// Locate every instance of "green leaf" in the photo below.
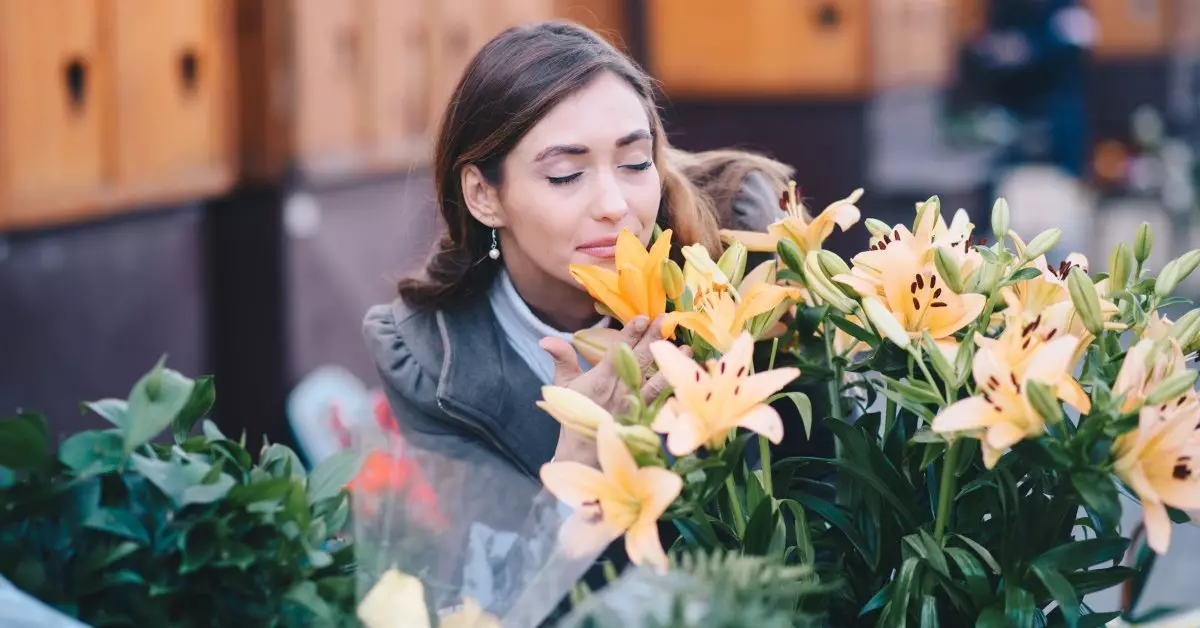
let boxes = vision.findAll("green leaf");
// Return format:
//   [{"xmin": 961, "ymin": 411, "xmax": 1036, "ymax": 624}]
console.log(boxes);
[
  {"xmin": 1005, "ymin": 587, "xmax": 1036, "ymax": 628},
  {"xmin": 876, "ymin": 385, "xmax": 936, "ymax": 422},
  {"xmin": 261, "ymin": 443, "xmax": 307, "ymax": 480},
  {"xmin": 976, "ymin": 607, "xmax": 1008, "ymax": 628},
  {"xmin": 953, "ymin": 535, "xmax": 1002, "ymax": 574},
  {"xmin": 828, "ymin": 314, "xmax": 879, "ymax": 345},
  {"xmin": 123, "ymin": 359, "xmax": 195, "ymax": 454},
  {"xmin": 1063, "ymin": 566, "xmax": 1135, "ymax": 596},
  {"xmin": 1004, "ymin": 267, "xmax": 1044, "ymax": 284},
  {"xmin": 741, "ymin": 495, "xmax": 777, "ymax": 555},
  {"xmin": 946, "ymin": 547, "xmax": 993, "ymax": 606},
  {"xmin": 1034, "ymin": 538, "xmax": 1128, "ymax": 572},
  {"xmin": 211, "ymin": 543, "xmax": 256, "ymax": 570},
  {"xmin": 202, "ymin": 419, "xmax": 227, "ymax": 441},
  {"xmin": 1071, "ymin": 473, "xmax": 1120, "ymax": 533},
  {"xmin": 1031, "ymin": 563, "xmax": 1079, "ymax": 627},
  {"xmin": 81, "ymin": 541, "xmax": 142, "ymax": 574},
  {"xmin": 306, "ymin": 450, "xmax": 363, "ymax": 505},
  {"xmin": 0, "ymin": 413, "xmax": 52, "ymax": 472},
  {"xmin": 59, "ymin": 430, "xmax": 124, "ymax": 476},
  {"xmin": 920, "ymin": 596, "xmax": 939, "ymax": 628},
  {"xmin": 129, "ymin": 453, "xmax": 235, "ymax": 508},
  {"xmin": 768, "ymin": 392, "xmax": 813, "ymax": 439},
  {"xmin": 229, "ymin": 476, "xmax": 294, "ymax": 505},
  {"xmin": 879, "ymin": 375, "xmax": 944, "ymax": 406},
  {"xmin": 84, "ymin": 508, "xmax": 150, "ymax": 544},
  {"xmin": 284, "ymin": 581, "xmax": 335, "ymax": 622},
  {"xmin": 82, "ymin": 399, "xmax": 128, "ymax": 427},
  {"xmin": 180, "ymin": 523, "xmax": 217, "ymax": 574},
  {"xmin": 1078, "ymin": 612, "xmax": 1121, "ymax": 628},
  {"xmin": 172, "ymin": 375, "xmax": 215, "ymax": 443},
  {"xmin": 884, "ymin": 557, "xmax": 922, "ymax": 626},
  {"xmin": 859, "ymin": 583, "xmax": 892, "ymax": 618},
  {"xmin": 778, "ymin": 498, "xmax": 814, "ymax": 565},
  {"xmin": 791, "ymin": 492, "xmax": 875, "ymax": 568}
]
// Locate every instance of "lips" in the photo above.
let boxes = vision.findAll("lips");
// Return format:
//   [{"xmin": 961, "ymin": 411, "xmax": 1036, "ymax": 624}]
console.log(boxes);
[{"xmin": 576, "ymin": 236, "xmax": 620, "ymax": 259}]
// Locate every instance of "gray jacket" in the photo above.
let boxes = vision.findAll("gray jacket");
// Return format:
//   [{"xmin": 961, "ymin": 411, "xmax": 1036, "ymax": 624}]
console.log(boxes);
[{"xmin": 363, "ymin": 172, "xmax": 784, "ymax": 479}]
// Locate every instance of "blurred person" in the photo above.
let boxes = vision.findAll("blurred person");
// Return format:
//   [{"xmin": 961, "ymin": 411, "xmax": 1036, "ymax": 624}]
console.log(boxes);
[
  {"xmin": 971, "ymin": 0, "xmax": 1096, "ymax": 226},
  {"xmin": 359, "ymin": 21, "xmax": 820, "ymax": 619}
]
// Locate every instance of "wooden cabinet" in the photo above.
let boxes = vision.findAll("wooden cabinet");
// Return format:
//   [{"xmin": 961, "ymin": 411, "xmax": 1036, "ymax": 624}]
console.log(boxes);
[
  {"xmin": 0, "ymin": 0, "xmax": 236, "ymax": 232},
  {"xmin": 1089, "ymin": 0, "xmax": 1169, "ymax": 59},
  {"xmin": 111, "ymin": 0, "xmax": 236, "ymax": 205},
  {"xmin": 0, "ymin": 1, "xmax": 109, "ymax": 229},
  {"xmin": 648, "ymin": 0, "xmax": 875, "ymax": 98},
  {"xmin": 649, "ymin": 0, "xmax": 957, "ymax": 98},
  {"xmin": 1169, "ymin": 0, "xmax": 1200, "ymax": 53}
]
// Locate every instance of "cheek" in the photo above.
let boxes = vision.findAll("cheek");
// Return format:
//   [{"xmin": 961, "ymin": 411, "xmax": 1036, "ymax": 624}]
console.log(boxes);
[
  {"xmin": 630, "ymin": 170, "xmax": 663, "ymax": 236},
  {"xmin": 501, "ymin": 179, "xmax": 585, "ymax": 270}
]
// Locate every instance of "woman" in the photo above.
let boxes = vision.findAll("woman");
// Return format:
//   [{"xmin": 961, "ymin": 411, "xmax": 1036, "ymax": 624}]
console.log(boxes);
[{"xmin": 360, "ymin": 20, "xmax": 806, "ymax": 619}]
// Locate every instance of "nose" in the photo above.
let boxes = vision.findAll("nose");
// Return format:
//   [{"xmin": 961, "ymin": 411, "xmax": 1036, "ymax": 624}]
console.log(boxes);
[{"xmin": 591, "ymin": 171, "xmax": 629, "ymax": 222}]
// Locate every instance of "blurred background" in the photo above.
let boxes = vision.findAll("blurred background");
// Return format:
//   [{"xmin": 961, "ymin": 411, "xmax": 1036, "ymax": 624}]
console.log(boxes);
[{"xmin": 1, "ymin": 0, "xmax": 1198, "ymax": 609}]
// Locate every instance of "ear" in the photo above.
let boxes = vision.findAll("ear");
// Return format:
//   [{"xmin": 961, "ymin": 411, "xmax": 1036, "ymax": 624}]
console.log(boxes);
[{"xmin": 461, "ymin": 164, "xmax": 506, "ymax": 228}]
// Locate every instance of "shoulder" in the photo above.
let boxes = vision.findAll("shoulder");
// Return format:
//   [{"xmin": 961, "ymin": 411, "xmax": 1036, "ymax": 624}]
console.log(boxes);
[
  {"xmin": 362, "ymin": 298, "xmax": 445, "ymax": 397},
  {"xmin": 729, "ymin": 169, "xmax": 786, "ymax": 233}
]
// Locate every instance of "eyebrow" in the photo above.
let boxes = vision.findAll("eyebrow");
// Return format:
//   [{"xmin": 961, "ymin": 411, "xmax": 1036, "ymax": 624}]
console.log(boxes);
[{"xmin": 532, "ymin": 129, "xmax": 653, "ymax": 162}]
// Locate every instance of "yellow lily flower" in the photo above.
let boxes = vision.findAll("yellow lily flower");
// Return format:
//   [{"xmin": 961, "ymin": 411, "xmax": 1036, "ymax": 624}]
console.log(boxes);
[
  {"xmin": 539, "ymin": 421, "xmax": 682, "ymax": 571},
  {"xmin": 661, "ymin": 282, "xmax": 802, "ymax": 354},
  {"xmin": 852, "ymin": 251, "xmax": 986, "ymax": 352},
  {"xmin": 357, "ymin": 569, "xmax": 500, "ymax": 628},
  {"xmin": 720, "ymin": 182, "xmax": 862, "ymax": 255},
  {"xmin": 973, "ymin": 312, "xmax": 1092, "ymax": 413},
  {"xmin": 570, "ymin": 228, "xmax": 673, "ymax": 324},
  {"xmin": 680, "ymin": 243, "xmax": 731, "ymax": 296},
  {"xmin": 648, "ymin": 332, "xmax": 799, "ymax": 456},
  {"xmin": 1113, "ymin": 397, "xmax": 1200, "ymax": 554},
  {"xmin": 1113, "ymin": 337, "xmax": 1192, "ymax": 413},
  {"xmin": 932, "ymin": 335, "xmax": 1081, "ymax": 468},
  {"xmin": 837, "ymin": 205, "xmax": 981, "ymax": 298}
]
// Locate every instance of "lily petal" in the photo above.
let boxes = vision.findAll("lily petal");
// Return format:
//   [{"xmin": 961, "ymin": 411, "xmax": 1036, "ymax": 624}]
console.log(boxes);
[
  {"xmin": 570, "ymin": 265, "xmax": 637, "ymax": 322},
  {"xmin": 539, "ymin": 462, "xmax": 612, "ymax": 508},
  {"xmin": 719, "ymin": 229, "xmax": 779, "ymax": 253},
  {"xmin": 933, "ymin": 397, "xmax": 999, "ymax": 433},
  {"xmin": 625, "ymin": 518, "xmax": 670, "ymax": 571},
  {"xmin": 1144, "ymin": 500, "xmax": 1174, "ymax": 554},
  {"xmin": 596, "ymin": 421, "xmax": 640, "ymax": 495},
  {"xmin": 736, "ymin": 404, "xmax": 785, "ymax": 444}
]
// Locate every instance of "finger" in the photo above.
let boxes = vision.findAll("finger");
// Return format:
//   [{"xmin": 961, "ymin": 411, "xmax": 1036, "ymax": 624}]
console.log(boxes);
[
  {"xmin": 617, "ymin": 315, "xmax": 650, "ymax": 349},
  {"xmin": 540, "ymin": 337, "xmax": 582, "ymax": 386},
  {"xmin": 641, "ymin": 371, "xmax": 670, "ymax": 405},
  {"xmin": 630, "ymin": 315, "xmax": 666, "ymax": 374}
]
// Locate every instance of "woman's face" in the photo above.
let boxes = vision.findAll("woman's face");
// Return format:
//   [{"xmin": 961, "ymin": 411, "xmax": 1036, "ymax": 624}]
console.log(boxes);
[{"xmin": 491, "ymin": 71, "xmax": 662, "ymax": 298}]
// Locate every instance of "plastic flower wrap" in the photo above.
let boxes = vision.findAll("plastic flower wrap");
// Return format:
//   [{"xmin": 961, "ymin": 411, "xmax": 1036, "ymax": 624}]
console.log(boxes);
[{"xmin": 349, "ymin": 404, "xmax": 605, "ymax": 627}]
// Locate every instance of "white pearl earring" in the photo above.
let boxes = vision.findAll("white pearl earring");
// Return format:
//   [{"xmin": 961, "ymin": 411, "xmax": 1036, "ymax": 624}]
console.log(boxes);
[{"xmin": 488, "ymin": 228, "xmax": 500, "ymax": 260}]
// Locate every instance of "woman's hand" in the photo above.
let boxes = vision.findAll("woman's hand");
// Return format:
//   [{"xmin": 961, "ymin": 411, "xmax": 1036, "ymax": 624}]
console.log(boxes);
[{"xmin": 539, "ymin": 315, "xmax": 677, "ymax": 466}]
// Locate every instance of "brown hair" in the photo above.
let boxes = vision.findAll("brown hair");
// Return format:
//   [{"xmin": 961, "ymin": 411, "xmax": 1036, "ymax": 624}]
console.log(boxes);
[{"xmin": 399, "ymin": 21, "xmax": 789, "ymax": 310}]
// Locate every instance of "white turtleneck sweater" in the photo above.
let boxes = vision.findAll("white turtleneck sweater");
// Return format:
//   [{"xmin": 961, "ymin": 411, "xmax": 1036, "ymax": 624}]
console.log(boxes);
[{"xmin": 487, "ymin": 268, "xmax": 609, "ymax": 384}]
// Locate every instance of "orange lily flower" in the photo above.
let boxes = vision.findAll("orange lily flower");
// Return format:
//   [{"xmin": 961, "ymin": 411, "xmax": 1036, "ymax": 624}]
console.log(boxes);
[
  {"xmin": 570, "ymin": 228, "xmax": 672, "ymax": 324},
  {"xmin": 661, "ymin": 282, "xmax": 802, "ymax": 354},
  {"xmin": 648, "ymin": 332, "xmax": 799, "ymax": 456},
  {"xmin": 1113, "ymin": 397, "xmax": 1200, "ymax": 554},
  {"xmin": 539, "ymin": 421, "xmax": 683, "ymax": 571},
  {"xmin": 932, "ymin": 335, "xmax": 1082, "ymax": 468},
  {"xmin": 720, "ymin": 182, "xmax": 862, "ymax": 255},
  {"xmin": 1112, "ymin": 337, "xmax": 1192, "ymax": 413}
]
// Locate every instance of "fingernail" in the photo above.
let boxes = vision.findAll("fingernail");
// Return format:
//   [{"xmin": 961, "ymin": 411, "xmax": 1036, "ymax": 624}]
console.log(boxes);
[{"xmin": 631, "ymin": 317, "xmax": 647, "ymax": 333}]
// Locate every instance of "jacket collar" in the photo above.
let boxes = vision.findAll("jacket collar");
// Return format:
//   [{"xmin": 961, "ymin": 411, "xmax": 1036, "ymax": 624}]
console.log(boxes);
[{"xmin": 433, "ymin": 296, "xmax": 559, "ymax": 476}]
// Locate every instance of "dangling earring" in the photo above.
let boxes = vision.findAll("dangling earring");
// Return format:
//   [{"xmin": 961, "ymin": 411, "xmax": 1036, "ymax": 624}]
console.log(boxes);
[{"xmin": 488, "ymin": 228, "xmax": 501, "ymax": 260}]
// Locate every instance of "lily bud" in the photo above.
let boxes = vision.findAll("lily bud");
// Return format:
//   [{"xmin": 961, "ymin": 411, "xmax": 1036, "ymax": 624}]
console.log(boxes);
[
  {"xmin": 934, "ymin": 246, "xmax": 967, "ymax": 294},
  {"xmin": 803, "ymin": 251, "xmax": 857, "ymax": 313},
  {"xmin": 1169, "ymin": 309, "xmax": 1200, "ymax": 354},
  {"xmin": 681, "ymin": 243, "xmax": 729, "ymax": 287},
  {"xmin": 536, "ymin": 386, "xmax": 610, "ymax": 437},
  {"xmin": 1022, "ymin": 228, "xmax": 1062, "ymax": 262},
  {"xmin": 922, "ymin": 332, "xmax": 956, "ymax": 387},
  {"xmin": 614, "ymin": 343, "xmax": 643, "ymax": 391},
  {"xmin": 817, "ymin": 250, "xmax": 851, "ymax": 279},
  {"xmin": 863, "ymin": 297, "xmax": 910, "ymax": 349},
  {"xmin": 662, "ymin": 259, "xmax": 685, "ymax": 301},
  {"xmin": 717, "ymin": 241, "xmax": 748, "ymax": 287},
  {"xmin": 1107, "ymin": 242, "xmax": 1134, "ymax": 294},
  {"xmin": 777, "ymin": 239, "xmax": 805, "ymax": 275},
  {"xmin": 1145, "ymin": 370, "xmax": 1199, "ymax": 407},
  {"xmin": 1156, "ymin": 249, "xmax": 1200, "ymax": 298},
  {"xmin": 617, "ymin": 424, "xmax": 663, "ymax": 460},
  {"xmin": 864, "ymin": 218, "xmax": 892, "ymax": 239},
  {"xmin": 1025, "ymin": 380, "xmax": 1063, "ymax": 425},
  {"xmin": 913, "ymin": 195, "xmax": 941, "ymax": 234},
  {"xmin": 1134, "ymin": 222, "xmax": 1153, "ymax": 264},
  {"xmin": 572, "ymin": 328, "xmax": 623, "ymax": 365},
  {"xmin": 991, "ymin": 198, "xmax": 1011, "ymax": 240},
  {"xmin": 1067, "ymin": 266, "xmax": 1105, "ymax": 336}
]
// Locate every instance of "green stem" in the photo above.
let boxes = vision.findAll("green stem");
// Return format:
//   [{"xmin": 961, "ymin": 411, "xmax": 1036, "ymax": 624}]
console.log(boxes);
[
  {"xmin": 935, "ymin": 439, "xmax": 964, "ymax": 541},
  {"xmin": 726, "ymin": 474, "xmax": 746, "ymax": 537},
  {"xmin": 824, "ymin": 328, "xmax": 844, "ymax": 423},
  {"xmin": 911, "ymin": 348, "xmax": 946, "ymax": 405},
  {"xmin": 884, "ymin": 397, "xmax": 896, "ymax": 440},
  {"xmin": 759, "ymin": 437, "xmax": 773, "ymax": 497}
]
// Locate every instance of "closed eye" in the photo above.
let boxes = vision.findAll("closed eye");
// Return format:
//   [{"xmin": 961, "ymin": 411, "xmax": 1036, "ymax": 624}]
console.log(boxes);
[
  {"xmin": 622, "ymin": 161, "xmax": 653, "ymax": 171},
  {"xmin": 548, "ymin": 172, "xmax": 582, "ymax": 185}
]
